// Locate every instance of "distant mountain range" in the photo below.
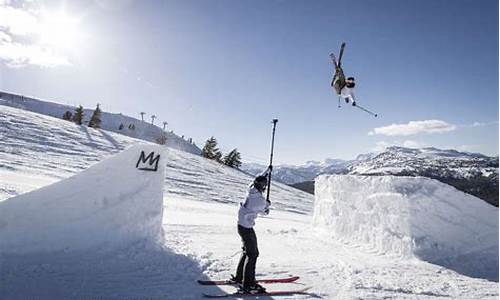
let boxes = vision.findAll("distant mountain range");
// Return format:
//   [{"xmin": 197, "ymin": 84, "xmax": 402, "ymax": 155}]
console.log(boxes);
[
  {"xmin": 242, "ymin": 146, "xmax": 499, "ymax": 207},
  {"xmin": 242, "ymin": 158, "xmax": 360, "ymax": 185}
]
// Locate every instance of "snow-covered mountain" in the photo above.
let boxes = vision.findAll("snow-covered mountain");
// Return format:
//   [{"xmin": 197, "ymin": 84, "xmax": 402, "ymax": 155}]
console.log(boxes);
[
  {"xmin": 242, "ymin": 158, "xmax": 352, "ymax": 184},
  {"xmin": 350, "ymin": 146, "xmax": 497, "ymax": 176},
  {"xmin": 349, "ymin": 146, "xmax": 499, "ymax": 206},
  {"xmin": 0, "ymin": 90, "xmax": 201, "ymax": 155},
  {"xmin": 1, "ymin": 105, "xmax": 498, "ymax": 299},
  {"xmin": 243, "ymin": 146, "xmax": 498, "ymax": 206}
]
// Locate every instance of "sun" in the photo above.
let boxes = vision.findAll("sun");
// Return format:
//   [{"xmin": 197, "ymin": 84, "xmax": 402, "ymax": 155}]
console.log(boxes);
[{"xmin": 38, "ymin": 9, "xmax": 81, "ymax": 51}]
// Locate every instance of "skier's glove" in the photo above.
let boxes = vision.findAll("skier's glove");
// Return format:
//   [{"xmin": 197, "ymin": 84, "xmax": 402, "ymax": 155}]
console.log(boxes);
[
  {"xmin": 267, "ymin": 165, "xmax": 273, "ymax": 172},
  {"xmin": 263, "ymin": 200, "xmax": 271, "ymax": 215}
]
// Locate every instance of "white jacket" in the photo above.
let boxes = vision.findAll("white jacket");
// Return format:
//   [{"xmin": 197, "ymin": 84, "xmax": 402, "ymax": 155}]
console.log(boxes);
[
  {"xmin": 238, "ymin": 186, "xmax": 270, "ymax": 228},
  {"xmin": 340, "ymin": 86, "xmax": 356, "ymax": 103}
]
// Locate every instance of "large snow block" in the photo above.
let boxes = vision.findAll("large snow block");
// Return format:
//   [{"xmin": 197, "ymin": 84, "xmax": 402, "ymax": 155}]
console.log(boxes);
[
  {"xmin": 313, "ymin": 175, "xmax": 498, "ymax": 280},
  {"xmin": 0, "ymin": 144, "xmax": 166, "ymax": 254}
]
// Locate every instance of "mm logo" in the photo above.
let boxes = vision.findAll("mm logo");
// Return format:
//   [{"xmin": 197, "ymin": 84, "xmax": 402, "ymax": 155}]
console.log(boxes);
[{"xmin": 136, "ymin": 151, "xmax": 160, "ymax": 172}]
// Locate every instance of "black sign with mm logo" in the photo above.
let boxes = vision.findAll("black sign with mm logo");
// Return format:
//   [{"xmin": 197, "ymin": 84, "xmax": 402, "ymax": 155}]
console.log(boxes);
[{"xmin": 136, "ymin": 151, "xmax": 160, "ymax": 172}]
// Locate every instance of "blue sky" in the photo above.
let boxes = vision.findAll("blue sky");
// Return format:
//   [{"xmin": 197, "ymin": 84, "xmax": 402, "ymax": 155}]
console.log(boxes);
[{"xmin": 0, "ymin": 0, "xmax": 498, "ymax": 164}]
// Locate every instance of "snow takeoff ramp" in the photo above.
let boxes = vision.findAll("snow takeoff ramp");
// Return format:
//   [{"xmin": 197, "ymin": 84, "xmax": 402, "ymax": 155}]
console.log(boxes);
[
  {"xmin": 0, "ymin": 144, "xmax": 166, "ymax": 254},
  {"xmin": 313, "ymin": 175, "xmax": 498, "ymax": 280}
]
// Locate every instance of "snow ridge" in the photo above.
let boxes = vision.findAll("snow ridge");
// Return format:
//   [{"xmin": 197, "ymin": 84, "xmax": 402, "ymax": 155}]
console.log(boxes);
[{"xmin": 0, "ymin": 91, "xmax": 201, "ymax": 155}]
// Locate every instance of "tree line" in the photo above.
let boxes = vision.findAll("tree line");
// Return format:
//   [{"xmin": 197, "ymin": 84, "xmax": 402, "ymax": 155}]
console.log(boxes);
[
  {"xmin": 201, "ymin": 136, "xmax": 242, "ymax": 169},
  {"xmin": 62, "ymin": 104, "xmax": 102, "ymax": 128}
]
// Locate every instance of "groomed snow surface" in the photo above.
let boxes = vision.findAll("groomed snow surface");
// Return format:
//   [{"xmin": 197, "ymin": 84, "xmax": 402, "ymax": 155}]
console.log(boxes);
[{"xmin": 0, "ymin": 105, "xmax": 498, "ymax": 299}]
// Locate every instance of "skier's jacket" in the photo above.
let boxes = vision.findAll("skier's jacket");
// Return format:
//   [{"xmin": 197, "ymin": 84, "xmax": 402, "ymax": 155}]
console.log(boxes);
[
  {"xmin": 238, "ymin": 185, "xmax": 270, "ymax": 229},
  {"xmin": 340, "ymin": 86, "xmax": 356, "ymax": 103}
]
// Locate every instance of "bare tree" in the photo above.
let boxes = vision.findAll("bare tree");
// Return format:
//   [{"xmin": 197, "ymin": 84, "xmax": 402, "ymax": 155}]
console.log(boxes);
[
  {"xmin": 151, "ymin": 115, "xmax": 156, "ymax": 125},
  {"xmin": 140, "ymin": 112, "xmax": 145, "ymax": 121},
  {"xmin": 163, "ymin": 121, "xmax": 168, "ymax": 131}
]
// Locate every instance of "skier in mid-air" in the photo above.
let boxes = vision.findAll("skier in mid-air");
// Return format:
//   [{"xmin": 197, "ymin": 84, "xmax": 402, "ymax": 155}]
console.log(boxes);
[
  {"xmin": 330, "ymin": 42, "xmax": 378, "ymax": 117},
  {"xmin": 331, "ymin": 70, "xmax": 357, "ymax": 106},
  {"xmin": 231, "ymin": 166, "xmax": 272, "ymax": 294}
]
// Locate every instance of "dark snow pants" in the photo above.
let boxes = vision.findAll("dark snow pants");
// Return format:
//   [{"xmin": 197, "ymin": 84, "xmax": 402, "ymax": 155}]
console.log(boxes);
[{"xmin": 235, "ymin": 225, "xmax": 259, "ymax": 288}]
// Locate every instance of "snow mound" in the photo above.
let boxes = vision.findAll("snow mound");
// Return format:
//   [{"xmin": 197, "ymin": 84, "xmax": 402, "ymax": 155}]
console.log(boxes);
[
  {"xmin": 0, "ymin": 144, "xmax": 166, "ymax": 254},
  {"xmin": 313, "ymin": 175, "xmax": 499, "ymax": 280}
]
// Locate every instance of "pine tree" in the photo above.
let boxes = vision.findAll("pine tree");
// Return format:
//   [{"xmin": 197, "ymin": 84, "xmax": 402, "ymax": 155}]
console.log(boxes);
[
  {"xmin": 72, "ymin": 105, "xmax": 84, "ymax": 125},
  {"xmin": 62, "ymin": 111, "xmax": 73, "ymax": 121},
  {"xmin": 214, "ymin": 151, "xmax": 223, "ymax": 163},
  {"xmin": 88, "ymin": 104, "xmax": 102, "ymax": 128},
  {"xmin": 201, "ymin": 136, "xmax": 222, "ymax": 161},
  {"xmin": 223, "ymin": 149, "xmax": 242, "ymax": 168},
  {"xmin": 119, "ymin": 123, "xmax": 124, "ymax": 130},
  {"xmin": 222, "ymin": 152, "xmax": 232, "ymax": 166}
]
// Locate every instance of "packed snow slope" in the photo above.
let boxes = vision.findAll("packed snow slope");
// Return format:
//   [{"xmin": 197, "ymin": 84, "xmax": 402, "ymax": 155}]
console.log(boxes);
[
  {"xmin": 0, "ymin": 105, "xmax": 312, "ymax": 213},
  {"xmin": 314, "ymin": 175, "xmax": 499, "ymax": 281},
  {"xmin": 0, "ymin": 144, "xmax": 166, "ymax": 254},
  {"xmin": 1, "ymin": 105, "xmax": 498, "ymax": 299},
  {"xmin": 0, "ymin": 91, "xmax": 201, "ymax": 155}
]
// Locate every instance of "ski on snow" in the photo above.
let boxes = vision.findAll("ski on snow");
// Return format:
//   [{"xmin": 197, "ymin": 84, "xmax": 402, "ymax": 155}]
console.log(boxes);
[
  {"xmin": 202, "ymin": 286, "xmax": 311, "ymax": 298},
  {"xmin": 198, "ymin": 275, "xmax": 299, "ymax": 286}
]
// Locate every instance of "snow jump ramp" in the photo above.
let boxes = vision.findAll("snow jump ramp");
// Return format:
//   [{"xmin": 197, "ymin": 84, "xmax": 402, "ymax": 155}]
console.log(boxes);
[
  {"xmin": 313, "ymin": 175, "xmax": 499, "ymax": 281},
  {"xmin": 0, "ymin": 144, "xmax": 166, "ymax": 254}
]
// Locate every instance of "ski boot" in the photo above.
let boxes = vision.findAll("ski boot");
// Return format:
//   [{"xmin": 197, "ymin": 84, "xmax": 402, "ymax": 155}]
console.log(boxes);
[
  {"xmin": 241, "ymin": 283, "xmax": 267, "ymax": 294},
  {"xmin": 229, "ymin": 274, "xmax": 242, "ymax": 285}
]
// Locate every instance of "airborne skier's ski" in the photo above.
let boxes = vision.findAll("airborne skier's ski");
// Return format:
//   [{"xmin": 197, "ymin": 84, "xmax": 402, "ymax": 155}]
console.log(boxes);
[
  {"xmin": 197, "ymin": 275, "xmax": 299, "ymax": 286},
  {"xmin": 337, "ymin": 42, "xmax": 346, "ymax": 67},
  {"xmin": 202, "ymin": 286, "xmax": 311, "ymax": 298},
  {"xmin": 330, "ymin": 53, "xmax": 338, "ymax": 69}
]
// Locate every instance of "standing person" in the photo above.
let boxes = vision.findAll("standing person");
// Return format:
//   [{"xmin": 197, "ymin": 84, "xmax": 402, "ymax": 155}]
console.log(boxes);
[{"xmin": 231, "ymin": 166, "xmax": 272, "ymax": 294}]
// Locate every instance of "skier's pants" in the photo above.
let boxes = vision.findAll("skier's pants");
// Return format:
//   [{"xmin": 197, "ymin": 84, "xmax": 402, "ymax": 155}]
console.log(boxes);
[
  {"xmin": 333, "ymin": 68, "xmax": 346, "ymax": 95},
  {"xmin": 235, "ymin": 225, "xmax": 259, "ymax": 287}
]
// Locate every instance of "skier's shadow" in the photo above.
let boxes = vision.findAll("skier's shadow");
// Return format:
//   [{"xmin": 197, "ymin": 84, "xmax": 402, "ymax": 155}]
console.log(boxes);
[
  {"xmin": 99, "ymin": 129, "xmax": 122, "ymax": 150},
  {"xmin": 79, "ymin": 126, "xmax": 98, "ymax": 148},
  {"xmin": 247, "ymin": 292, "xmax": 322, "ymax": 299},
  {"xmin": 0, "ymin": 241, "xmax": 221, "ymax": 300}
]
